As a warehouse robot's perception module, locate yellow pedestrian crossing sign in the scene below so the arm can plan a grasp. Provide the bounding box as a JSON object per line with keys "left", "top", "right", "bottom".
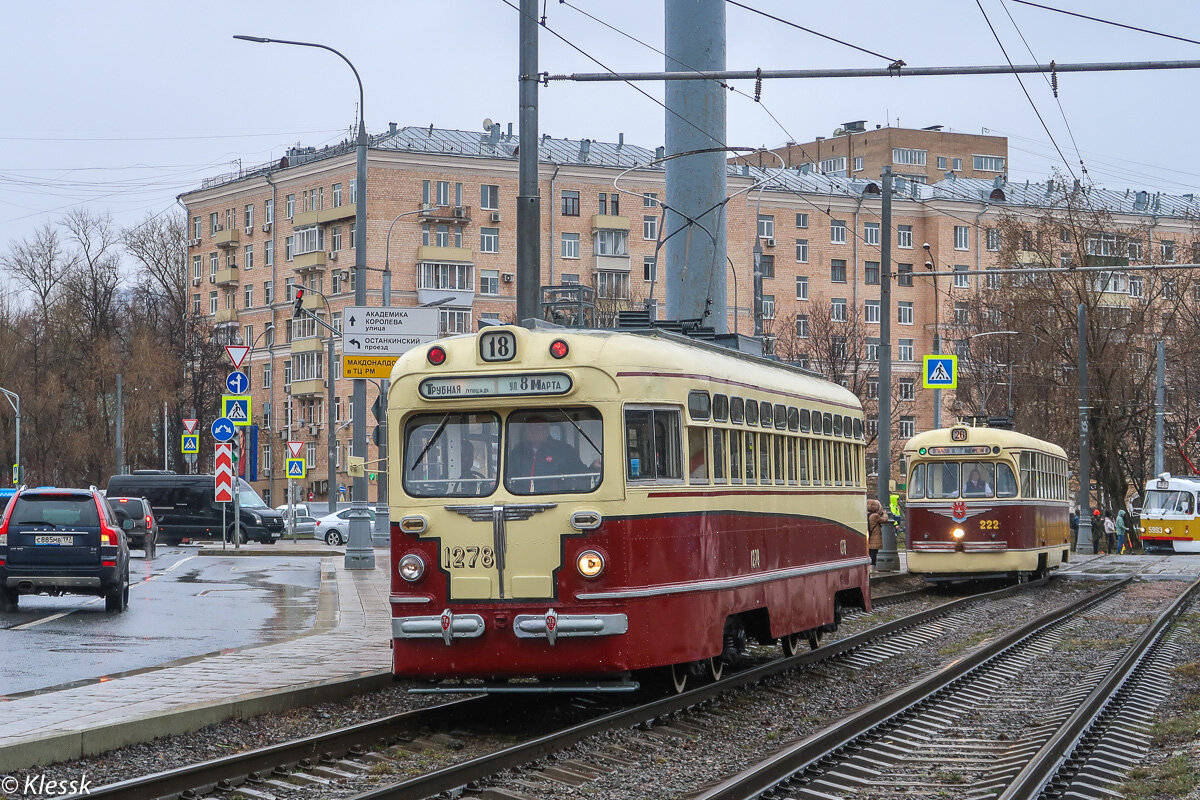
{"left": 286, "top": 458, "right": 306, "bottom": 479}
{"left": 923, "top": 355, "right": 957, "bottom": 389}
{"left": 222, "top": 395, "right": 252, "bottom": 426}
{"left": 181, "top": 434, "right": 199, "bottom": 454}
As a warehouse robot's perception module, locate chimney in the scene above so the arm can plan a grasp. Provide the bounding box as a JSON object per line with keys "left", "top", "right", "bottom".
{"left": 507, "top": 122, "right": 513, "bottom": 138}
{"left": 618, "top": 132, "right": 625, "bottom": 147}
{"left": 655, "top": 145, "right": 665, "bottom": 160}
{"left": 388, "top": 122, "right": 397, "bottom": 135}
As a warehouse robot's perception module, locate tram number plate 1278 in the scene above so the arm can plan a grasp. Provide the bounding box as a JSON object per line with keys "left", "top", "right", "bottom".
{"left": 443, "top": 546, "right": 496, "bottom": 569}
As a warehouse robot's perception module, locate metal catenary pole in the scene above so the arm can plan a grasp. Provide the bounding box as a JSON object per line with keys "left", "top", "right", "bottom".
{"left": 875, "top": 166, "right": 898, "bottom": 572}
{"left": 1076, "top": 303, "right": 1093, "bottom": 553}
{"left": 115, "top": 373, "right": 124, "bottom": 475}
{"left": 328, "top": 334, "right": 336, "bottom": 518}
{"left": 1154, "top": 340, "right": 1165, "bottom": 476}
{"left": 516, "top": 0, "right": 541, "bottom": 325}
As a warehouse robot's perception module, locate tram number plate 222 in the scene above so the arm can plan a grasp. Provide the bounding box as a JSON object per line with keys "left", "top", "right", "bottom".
{"left": 443, "top": 546, "right": 496, "bottom": 569}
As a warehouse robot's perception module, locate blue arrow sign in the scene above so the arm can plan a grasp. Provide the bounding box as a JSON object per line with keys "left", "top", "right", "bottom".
{"left": 211, "top": 417, "right": 236, "bottom": 442}
{"left": 226, "top": 371, "right": 249, "bottom": 395}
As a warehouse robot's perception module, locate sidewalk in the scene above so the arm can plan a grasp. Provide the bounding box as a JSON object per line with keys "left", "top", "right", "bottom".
{"left": 0, "top": 548, "right": 393, "bottom": 772}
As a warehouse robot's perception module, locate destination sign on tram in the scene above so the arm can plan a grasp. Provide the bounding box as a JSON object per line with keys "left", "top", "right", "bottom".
{"left": 419, "top": 372, "right": 572, "bottom": 399}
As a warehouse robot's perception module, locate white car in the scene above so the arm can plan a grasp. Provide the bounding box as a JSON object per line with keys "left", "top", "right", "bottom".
{"left": 314, "top": 508, "right": 376, "bottom": 546}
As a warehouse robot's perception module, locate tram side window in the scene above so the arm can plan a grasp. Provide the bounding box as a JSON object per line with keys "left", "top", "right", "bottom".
{"left": 823, "top": 413, "right": 833, "bottom": 436}
{"left": 843, "top": 444, "right": 853, "bottom": 487}
{"left": 786, "top": 438, "right": 797, "bottom": 483}
{"left": 997, "top": 463, "right": 1018, "bottom": 498}
{"left": 799, "top": 409, "right": 811, "bottom": 433}
{"left": 688, "top": 427, "right": 709, "bottom": 484}
{"left": 729, "top": 430, "right": 743, "bottom": 483}
{"left": 730, "top": 397, "right": 745, "bottom": 424}
{"left": 929, "top": 462, "right": 959, "bottom": 498}
{"left": 712, "top": 430, "right": 726, "bottom": 483}
{"left": 713, "top": 394, "right": 729, "bottom": 422}
{"left": 962, "top": 462, "right": 995, "bottom": 498}
{"left": 624, "top": 408, "right": 682, "bottom": 482}
{"left": 824, "top": 440, "right": 833, "bottom": 484}
{"left": 405, "top": 412, "right": 500, "bottom": 498}
{"left": 746, "top": 400, "right": 759, "bottom": 426}
{"left": 760, "top": 433, "right": 772, "bottom": 482}
{"left": 908, "top": 463, "right": 926, "bottom": 499}
{"left": 688, "top": 390, "right": 711, "bottom": 421}
{"left": 506, "top": 408, "right": 603, "bottom": 495}
{"left": 1180, "top": 493, "right": 1196, "bottom": 515}
{"left": 1020, "top": 452, "right": 1036, "bottom": 499}
{"left": 774, "top": 436, "right": 785, "bottom": 485}
{"left": 798, "top": 439, "right": 810, "bottom": 484}
{"left": 810, "top": 438, "right": 822, "bottom": 485}
{"left": 745, "top": 432, "right": 757, "bottom": 482}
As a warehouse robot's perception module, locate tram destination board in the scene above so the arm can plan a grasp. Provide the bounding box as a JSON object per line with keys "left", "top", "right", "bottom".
{"left": 419, "top": 372, "right": 572, "bottom": 399}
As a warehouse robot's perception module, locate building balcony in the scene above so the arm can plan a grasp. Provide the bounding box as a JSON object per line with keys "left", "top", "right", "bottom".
{"left": 594, "top": 254, "right": 631, "bottom": 272}
{"left": 418, "top": 204, "right": 471, "bottom": 225}
{"left": 213, "top": 308, "right": 238, "bottom": 325}
{"left": 300, "top": 293, "right": 325, "bottom": 312}
{"left": 290, "top": 337, "right": 326, "bottom": 355}
{"left": 214, "top": 227, "right": 239, "bottom": 248}
{"left": 293, "top": 250, "right": 326, "bottom": 271}
{"left": 591, "top": 214, "right": 629, "bottom": 230}
{"left": 417, "top": 288, "right": 475, "bottom": 307}
{"left": 292, "top": 209, "right": 320, "bottom": 227}
{"left": 290, "top": 378, "right": 326, "bottom": 397}
{"left": 292, "top": 204, "right": 357, "bottom": 228}
{"left": 418, "top": 245, "right": 473, "bottom": 263}
{"left": 214, "top": 267, "right": 239, "bottom": 286}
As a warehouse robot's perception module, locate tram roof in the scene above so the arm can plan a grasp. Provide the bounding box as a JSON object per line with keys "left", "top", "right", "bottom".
{"left": 904, "top": 425, "right": 1067, "bottom": 458}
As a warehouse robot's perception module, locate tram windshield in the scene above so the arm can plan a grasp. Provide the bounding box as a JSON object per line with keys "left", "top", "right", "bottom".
{"left": 505, "top": 408, "right": 603, "bottom": 495}
{"left": 909, "top": 461, "right": 1019, "bottom": 500}
{"left": 404, "top": 412, "right": 500, "bottom": 498}
{"left": 1144, "top": 489, "right": 1197, "bottom": 516}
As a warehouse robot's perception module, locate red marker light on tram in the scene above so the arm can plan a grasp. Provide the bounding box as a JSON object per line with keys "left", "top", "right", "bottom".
{"left": 549, "top": 339, "right": 569, "bottom": 359}
{"left": 427, "top": 346, "right": 447, "bottom": 366}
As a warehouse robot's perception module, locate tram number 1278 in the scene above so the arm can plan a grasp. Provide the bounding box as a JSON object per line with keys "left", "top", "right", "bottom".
{"left": 443, "top": 546, "right": 497, "bottom": 569}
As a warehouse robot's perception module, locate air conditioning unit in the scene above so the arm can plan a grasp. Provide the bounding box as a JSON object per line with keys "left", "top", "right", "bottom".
{"left": 420, "top": 202, "right": 434, "bottom": 212}
{"left": 453, "top": 206, "right": 466, "bottom": 219}
{"left": 502, "top": 273, "right": 515, "bottom": 283}
{"left": 262, "top": 223, "right": 272, "bottom": 233}
{"left": 327, "top": 251, "right": 337, "bottom": 261}
{"left": 308, "top": 425, "right": 319, "bottom": 436}
{"left": 277, "top": 430, "right": 287, "bottom": 440}
{"left": 192, "top": 277, "right": 201, "bottom": 286}
{"left": 215, "top": 224, "right": 223, "bottom": 232}
{"left": 188, "top": 238, "right": 200, "bottom": 247}
{"left": 261, "top": 467, "right": 271, "bottom": 477}
{"left": 490, "top": 211, "right": 502, "bottom": 223}
{"left": 763, "top": 237, "right": 776, "bottom": 247}
{"left": 245, "top": 226, "right": 254, "bottom": 235}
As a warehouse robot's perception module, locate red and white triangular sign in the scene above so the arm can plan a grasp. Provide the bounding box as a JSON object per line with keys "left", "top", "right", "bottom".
{"left": 287, "top": 440, "right": 304, "bottom": 458}
{"left": 182, "top": 419, "right": 199, "bottom": 434}
{"left": 225, "top": 345, "right": 251, "bottom": 369}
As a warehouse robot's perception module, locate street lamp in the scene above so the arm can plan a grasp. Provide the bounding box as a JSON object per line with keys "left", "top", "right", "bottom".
{"left": 236, "top": 34, "right": 373, "bottom": 570}
{"left": 0, "top": 388, "right": 19, "bottom": 486}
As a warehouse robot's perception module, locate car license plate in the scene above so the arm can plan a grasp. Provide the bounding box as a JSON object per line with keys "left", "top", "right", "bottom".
{"left": 34, "top": 535, "right": 74, "bottom": 545}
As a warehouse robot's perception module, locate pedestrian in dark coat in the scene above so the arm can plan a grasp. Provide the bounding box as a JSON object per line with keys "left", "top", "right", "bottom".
{"left": 867, "top": 498, "right": 885, "bottom": 567}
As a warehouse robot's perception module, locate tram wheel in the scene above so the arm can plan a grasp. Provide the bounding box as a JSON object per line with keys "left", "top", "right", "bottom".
{"left": 807, "top": 630, "right": 822, "bottom": 650}
{"left": 780, "top": 633, "right": 802, "bottom": 658}
{"left": 707, "top": 656, "right": 725, "bottom": 682}
{"left": 665, "top": 663, "right": 688, "bottom": 694}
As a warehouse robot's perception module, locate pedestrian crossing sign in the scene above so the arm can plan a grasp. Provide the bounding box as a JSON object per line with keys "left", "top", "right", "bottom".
{"left": 222, "top": 394, "right": 252, "bottom": 426}
{"left": 181, "top": 434, "right": 199, "bottom": 454}
{"left": 286, "top": 458, "right": 306, "bottom": 479}
{"left": 923, "top": 355, "right": 957, "bottom": 389}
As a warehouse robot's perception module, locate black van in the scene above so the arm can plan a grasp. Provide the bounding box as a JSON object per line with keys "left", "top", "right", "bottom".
{"left": 106, "top": 472, "right": 285, "bottom": 545}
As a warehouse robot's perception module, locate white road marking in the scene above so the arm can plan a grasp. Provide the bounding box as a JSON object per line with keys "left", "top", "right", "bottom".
{"left": 163, "top": 555, "right": 197, "bottom": 573}
{"left": 10, "top": 559, "right": 186, "bottom": 630}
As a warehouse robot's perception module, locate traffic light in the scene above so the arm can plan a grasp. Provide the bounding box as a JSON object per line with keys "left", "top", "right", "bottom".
{"left": 292, "top": 288, "right": 305, "bottom": 318}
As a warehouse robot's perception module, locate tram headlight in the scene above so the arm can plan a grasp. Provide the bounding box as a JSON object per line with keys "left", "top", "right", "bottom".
{"left": 952, "top": 528, "right": 965, "bottom": 539}
{"left": 398, "top": 553, "right": 426, "bottom": 582}
{"left": 1165, "top": 527, "right": 1173, "bottom": 535}
{"left": 576, "top": 549, "right": 605, "bottom": 579}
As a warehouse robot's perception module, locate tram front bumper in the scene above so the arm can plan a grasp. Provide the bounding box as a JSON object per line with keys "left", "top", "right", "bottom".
{"left": 392, "top": 608, "right": 628, "bottom": 646}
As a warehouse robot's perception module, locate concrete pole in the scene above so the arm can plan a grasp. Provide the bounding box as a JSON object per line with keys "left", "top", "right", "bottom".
{"left": 516, "top": 0, "right": 541, "bottom": 324}
{"left": 116, "top": 373, "right": 124, "bottom": 476}
{"left": 1076, "top": 303, "right": 1094, "bottom": 553}
{"left": 752, "top": 241, "right": 763, "bottom": 339}
{"left": 664, "top": 0, "right": 727, "bottom": 331}
{"left": 327, "top": 334, "right": 337, "bottom": 517}
{"left": 1154, "top": 340, "right": 1165, "bottom": 475}
{"left": 875, "top": 167, "right": 899, "bottom": 572}
{"left": 163, "top": 401, "right": 169, "bottom": 471}
{"left": 374, "top": 267, "right": 392, "bottom": 546}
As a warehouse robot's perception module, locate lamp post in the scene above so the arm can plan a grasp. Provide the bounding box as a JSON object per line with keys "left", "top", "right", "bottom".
{"left": 0, "top": 388, "right": 19, "bottom": 486}
{"left": 235, "top": 34, "right": 373, "bottom": 570}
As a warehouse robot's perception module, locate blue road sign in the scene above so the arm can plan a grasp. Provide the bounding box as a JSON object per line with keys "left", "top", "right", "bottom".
{"left": 286, "top": 458, "right": 307, "bottom": 478}
{"left": 211, "top": 417, "right": 236, "bottom": 442}
{"left": 222, "top": 395, "right": 252, "bottom": 426}
{"left": 923, "top": 355, "right": 958, "bottom": 389}
{"left": 181, "top": 434, "right": 199, "bottom": 454}
{"left": 226, "top": 371, "right": 249, "bottom": 395}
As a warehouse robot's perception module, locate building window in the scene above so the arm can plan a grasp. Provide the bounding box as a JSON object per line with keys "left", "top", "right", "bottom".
{"left": 561, "top": 273, "right": 579, "bottom": 285}
{"left": 244, "top": 285, "right": 254, "bottom": 309}
{"left": 285, "top": 236, "right": 294, "bottom": 261}
{"left": 210, "top": 252, "right": 219, "bottom": 275}
{"left": 864, "top": 222, "right": 880, "bottom": 246}
{"left": 562, "top": 190, "right": 580, "bottom": 216}
{"left": 478, "top": 183, "right": 500, "bottom": 211}
{"left": 898, "top": 224, "right": 913, "bottom": 249}
{"left": 898, "top": 339, "right": 914, "bottom": 361}
{"left": 865, "top": 261, "right": 880, "bottom": 285}
{"left": 898, "top": 301, "right": 914, "bottom": 325}
{"left": 954, "top": 264, "right": 969, "bottom": 288}
{"left": 893, "top": 148, "right": 927, "bottom": 166}
{"left": 643, "top": 215, "right": 658, "bottom": 240}
{"left": 795, "top": 315, "right": 809, "bottom": 338}
{"left": 955, "top": 301, "right": 970, "bottom": 325}
{"left": 820, "top": 156, "right": 847, "bottom": 175}
{"left": 853, "top": 156, "right": 863, "bottom": 172}
{"left": 954, "top": 226, "right": 970, "bottom": 250}
{"left": 1129, "top": 275, "right": 1144, "bottom": 298}
{"left": 973, "top": 155, "right": 1005, "bottom": 172}
{"left": 795, "top": 239, "right": 809, "bottom": 263}
{"left": 897, "top": 263, "right": 913, "bottom": 287}
{"left": 594, "top": 229, "right": 628, "bottom": 256}
{"left": 264, "top": 280, "right": 273, "bottom": 305}
{"left": 900, "top": 416, "right": 915, "bottom": 438}
{"left": 937, "top": 156, "right": 947, "bottom": 170}
{"left": 209, "top": 291, "right": 218, "bottom": 314}
{"left": 480, "top": 227, "right": 500, "bottom": 253}
{"left": 1128, "top": 239, "right": 1143, "bottom": 260}
{"left": 192, "top": 255, "right": 202, "bottom": 280}
{"left": 986, "top": 228, "right": 1001, "bottom": 251}
{"left": 986, "top": 268, "right": 1001, "bottom": 290}
{"left": 418, "top": 263, "right": 473, "bottom": 291}
{"left": 285, "top": 194, "right": 294, "bottom": 220}
{"left": 643, "top": 192, "right": 658, "bottom": 207}
{"left": 865, "top": 299, "right": 880, "bottom": 324}
{"left": 598, "top": 192, "right": 619, "bottom": 216}
{"left": 243, "top": 204, "right": 253, "bottom": 230}
{"left": 830, "top": 219, "right": 847, "bottom": 244}
{"left": 762, "top": 294, "right": 775, "bottom": 319}
{"left": 759, "top": 254, "right": 775, "bottom": 279}
{"left": 831, "top": 297, "right": 847, "bottom": 322}
{"left": 480, "top": 269, "right": 500, "bottom": 295}
{"left": 795, "top": 212, "right": 808, "bottom": 229}
{"left": 262, "top": 363, "right": 272, "bottom": 390}
{"left": 264, "top": 198, "right": 274, "bottom": 225}
{"left": 758, "top": 214, "right": 775, "bottom": 239}
{"left": 1162, "top": 240, "right": 1176, "bottom": 262}
{"left": 331, "top": 270, "right": 344, "bottom": 294}
{"left": 831, "top": 259, "right": 847, "bottom": 283}
{"left": 192, "top": 216, "right": 201, "bottom": 240}
{"left": 243, "top": 244, "right": 253, "bottom": 271}
{"left": 899, "top": 378, "right": 915, "bottom": 400}
{"left": 209, "top": 212, "right": 219, "bottom": 235}
{"left": 435, "top": 180, "right": 450, "bottom": 206}
{"left": 242, "top": 325, "right": 253, "bottom": 346}
{"left": 866, "top": 337, "right": 879, "bottom": 361}
{"left": 643, "top": 257, "right": 656, "bottom": 282}
{"left": 305, "top": 442, "right": 316, "bottom": 468}
{"left": 263, "top": 240, "right": 273, "bottom": 267}
{"left": 952, "top": 157, "right": 963, "bottom": 171}
{"left": 561, "top": 233, "right": 580, "bottom": 259}
{"left": 795, "top": 275, "right": 809, "bottom": 300}
{"left": 294, "top": 225, "right": 322, "bottom": 255}
{"left": 440, "top": 309, "right": 472, "bottom": 335}
{"left": 596, "top": 270, "right": 630, "bottom": 299}
{"left": 867, "top": 379, "right": 879, "bottom": 399}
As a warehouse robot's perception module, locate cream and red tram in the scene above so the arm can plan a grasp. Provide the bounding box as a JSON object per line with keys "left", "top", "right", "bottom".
{"left": 386, "top": 326, "right": 871, "bottom": 691}
{"left": 904, "top": 425, "right": 1071, "bottom": 581}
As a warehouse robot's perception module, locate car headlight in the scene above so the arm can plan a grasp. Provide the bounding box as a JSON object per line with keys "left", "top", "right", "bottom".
{"left": 249, "top": 512, "right": 261, "bottom": 524}
{"left": 398, "top": 553, "right": 426, "bottom": 582}
{"left": 576, "top": 550, "right": 605, "bottom": 579}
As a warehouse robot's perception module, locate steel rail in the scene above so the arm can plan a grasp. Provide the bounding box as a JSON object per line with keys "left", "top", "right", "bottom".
{"left": 346, "top": 577, "right": 1057, "bottom": 800}
{"left": 692, "top": 578, "right": 1132, "bottom": 800}
{"left": 998, "top": 575, "right": 1200, "bottom": 800}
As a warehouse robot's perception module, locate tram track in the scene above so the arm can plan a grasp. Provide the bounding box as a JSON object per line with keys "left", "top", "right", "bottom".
{"left": 71, "top": 577, "right": 1066, "bottom": 800}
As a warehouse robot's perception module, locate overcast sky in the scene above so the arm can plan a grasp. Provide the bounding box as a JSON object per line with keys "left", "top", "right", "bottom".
{"left": 2, "top": 0, "right": 1198, "bottom": 250}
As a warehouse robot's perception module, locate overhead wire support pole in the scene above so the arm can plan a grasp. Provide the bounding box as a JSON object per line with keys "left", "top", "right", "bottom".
{"left": 548, "top": 59, "right": 1200, "bottom": 83}
{"left": 516, "top": 0, "right": 541, "bottom": 325}
{"left": 875, "top": 166, "right": 898, "bottom": 572}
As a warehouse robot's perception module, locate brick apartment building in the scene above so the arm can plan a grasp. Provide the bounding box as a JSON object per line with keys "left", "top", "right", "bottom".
{"left": 181, "top": 123, "right": 1197, "bottom": 506}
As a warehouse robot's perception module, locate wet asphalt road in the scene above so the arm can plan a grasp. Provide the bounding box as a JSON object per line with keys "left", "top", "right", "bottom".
{"left": 0, "top": 546, "right": 322, "bottom": 696}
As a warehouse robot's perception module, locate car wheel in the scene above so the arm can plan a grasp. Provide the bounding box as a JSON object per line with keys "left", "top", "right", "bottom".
{"left": 105, "top": 570, "right": 129, "bottom": 613}
{"left": 227, "top": 525, "right": 247, "bottom": 545}
{"left": 1, "top": 589, "right": 18, "bottom": 613}
{"left": 325, "top": 529, "right": 344, "bottom": 546}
